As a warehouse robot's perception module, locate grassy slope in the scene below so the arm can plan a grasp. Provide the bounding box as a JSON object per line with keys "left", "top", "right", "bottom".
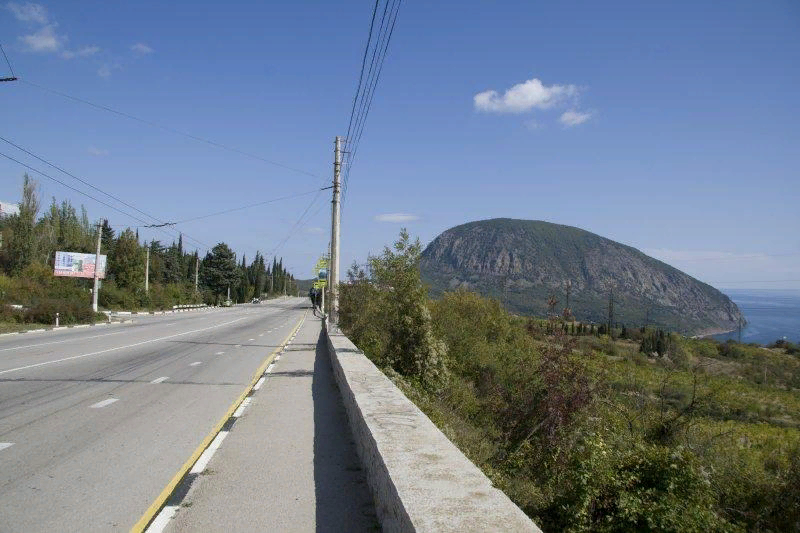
{"left": 353, "top": 290, "right": 799, "bottom": 532}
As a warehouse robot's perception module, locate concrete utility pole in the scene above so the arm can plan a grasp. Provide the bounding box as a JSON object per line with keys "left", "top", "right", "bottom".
{"left": 92, "top": 221, "right": 102, "bottom": 313}
{"left": 329, "top": 136, "right": 342, "bottom": 323}
{"left": 145, "top": 245, "right": 150, "bottom": 294}
{"left": 607, "top": 285, "right": 615, "bottom": 338}
{"left": 194, "top": 255, "right": 199, "bottom": 293}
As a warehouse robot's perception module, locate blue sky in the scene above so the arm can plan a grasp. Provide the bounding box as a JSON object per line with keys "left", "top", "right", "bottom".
{"left": 1, "top": 0, "right": 798, "bottom": 289}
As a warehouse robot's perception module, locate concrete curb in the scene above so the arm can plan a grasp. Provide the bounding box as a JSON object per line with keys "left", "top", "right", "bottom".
{"left": 0, "top": 322, "right": 122, "bottom": 337}
{"left": 0, "top": 305, "right": 228, "bottom": 338}
{"left": 324, "top": 322, "right": 541, "bottom": 533}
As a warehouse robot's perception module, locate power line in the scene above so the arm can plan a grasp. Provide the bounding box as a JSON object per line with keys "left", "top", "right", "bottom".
{"left": 344, "top": 0, "right": 381, "bottom": 148}
{"left": 0, "top": 135, "right": 167, "bottom": 228}
{"left": 0, "top": 136, "right": 209, "bottom": 249}
{"left": 269, "top": 190, "right": 325, "bottom": 258}
{"left": 20, "top": 78, "right": 321, "bottom": 180}
{"left": 0, "top": 149, "right": 209, "bottom": 249}
{"left": 341, "top": 0, "right": 403, "bottom": 203}
{"left": 171, "top": 187, "right": 329, "bottom": 225}
{"left": 0, "top": 42, "right": 17, "bottom": 81}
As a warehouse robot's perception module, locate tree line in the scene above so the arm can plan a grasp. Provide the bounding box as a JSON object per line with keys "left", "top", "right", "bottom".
{"left": 0, "top": 175, "right": 295, "bottom": 320}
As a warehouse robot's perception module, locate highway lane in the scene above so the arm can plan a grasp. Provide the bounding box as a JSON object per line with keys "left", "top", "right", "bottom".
{"left": 0, "top": 297, "right": 308, "bottom": 532}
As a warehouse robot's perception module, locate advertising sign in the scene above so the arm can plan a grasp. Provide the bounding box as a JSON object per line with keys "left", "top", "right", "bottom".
{"left": 313, "top": 256, "right": 329, "bottom": 289}
{"left": 54, "top": 251, "right": 107, "bottom": 279}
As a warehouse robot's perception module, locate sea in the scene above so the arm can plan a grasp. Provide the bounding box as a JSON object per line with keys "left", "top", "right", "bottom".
{"left": 712, "top": 289, "right": 800, "bottom": 345}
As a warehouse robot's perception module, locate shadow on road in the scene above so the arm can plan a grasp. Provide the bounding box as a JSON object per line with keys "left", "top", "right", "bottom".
{"left": 312, "top": 330, "right": 379, "bottom": 532}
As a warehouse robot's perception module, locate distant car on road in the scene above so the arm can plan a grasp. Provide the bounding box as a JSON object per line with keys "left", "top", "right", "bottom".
{"left": 251, "top": 298, "right": 261, "bottom": 304}
{"left": 221, "top": 299, "right": 233, "bottom": 307}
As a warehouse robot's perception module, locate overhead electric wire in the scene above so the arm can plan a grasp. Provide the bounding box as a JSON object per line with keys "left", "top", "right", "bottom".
{"left": 341, "top": 0, "right": 403, "bottom": 203}
{"left": 20, "top": 79, "right": 321, "bottom": 180}
{"left": 343, "top": 0, "right": 395, "bottom": 182}
{"left": 0, "top": 135, "right": 169, "bottom": 228}
{"left": 0, "top": 42, "right": 17, "bottom": 81}
{"left": 269, "top": 190, "right": 325, "bottom": 258}
{"left": 344, "top": 0, "right": 381, "bottom": 146}
{"left": 0, "top": 148, "right": 209, "bottom": 249}
{"left": 171, "top": 187, "right": 329, "bottom": 225}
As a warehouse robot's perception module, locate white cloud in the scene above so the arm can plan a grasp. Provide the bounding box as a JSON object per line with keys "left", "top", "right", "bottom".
{"left": 19, "top": 24, "right": 64, "bottom": 52}
{"left": 304, "top": 227, "right": 324, "bottom": 234}
{"left": 6, "top": 2, "right": 48, "bottom": 24}
{"left": 374, "top": 213, "right": 420, "bottom": 223}
{"left": 560, "top": 110, "right": 593, "bottom": 127}
{"left": 474, "top": 77, "right": 578, "bottom": 114}
{"left": 131, "top": 43, "right": 154, "bottom": 55}
{"left": 61, "top": 45, "right": 100, "bottom": 59}
{"left": 87, "top": 146, "right": 108, "bottom": 156}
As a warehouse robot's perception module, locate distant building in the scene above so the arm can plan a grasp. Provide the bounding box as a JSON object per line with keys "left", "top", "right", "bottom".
{"left": 0, "top": 201, "right": 20, "bottom": 218}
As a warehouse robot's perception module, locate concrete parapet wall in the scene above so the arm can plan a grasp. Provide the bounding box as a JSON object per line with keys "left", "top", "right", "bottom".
{"left": 325, "top": 325, "right": 542, "bottom": 533}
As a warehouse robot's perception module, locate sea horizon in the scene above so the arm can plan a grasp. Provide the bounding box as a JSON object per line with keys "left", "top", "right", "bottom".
{"left": 712, "top": 288, "right": 800, "bottom": 345}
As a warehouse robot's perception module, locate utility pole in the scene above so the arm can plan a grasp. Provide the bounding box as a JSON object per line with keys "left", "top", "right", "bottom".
{"left": 738, "top": 316, "right": 744, "bottom": 343}
{"left": 329, "top": 136, "right": 342, "bottom": 323}
{"left": 194, "top": 255, "right": 199, "bottom": 293}
{"left": 270, "top": 269, "right": 274, "bottom": 294}
{"left": 145, "top": 245, "right": 150, "bottom": 294}
{"left": 92, "top": 221, "right": 102, "bottom": 313}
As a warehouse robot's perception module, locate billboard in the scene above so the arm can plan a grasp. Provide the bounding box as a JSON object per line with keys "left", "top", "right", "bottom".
{"left": 54, "top": 251, "right": 107, "bottom": 279}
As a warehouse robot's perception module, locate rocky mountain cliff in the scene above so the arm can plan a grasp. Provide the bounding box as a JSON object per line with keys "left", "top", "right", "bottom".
{"left": 420, "top": 218, "right": 743, "bottom": 335}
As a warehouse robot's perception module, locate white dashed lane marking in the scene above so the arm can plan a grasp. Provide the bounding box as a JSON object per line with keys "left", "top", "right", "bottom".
{"left": 254, "top": 376, "right": 266, "bottom": 390}
{"left": 150, "top": 376, "right": 169, "bottom": 384}
{"left": 266, "top": 363, "right": 275, "bottom": 374}
{"left": 248, "top": 338, "right": 254, "bottom": 341}
{"left": 190, "top": 431, "right": 228, "bottom": 474}
{"left": 215, "top": 351, "right": 224, "bottom": 355}
{"left": 90, "top": 398, "right": 118, "bottom": 409}
{"left": 189, "top": 361, "right": 202, "bottom": 366}
{"left": 232, "top": 397, "right": 252, "bottom": 418}
{"left": 235, "top": 344, "right": 241, "bottom": 348}
{"left": 0, "top": 443, "right": 13, "bottom": 451}
{"left": 146, "top": 505, "right": 178, "bottom": 533}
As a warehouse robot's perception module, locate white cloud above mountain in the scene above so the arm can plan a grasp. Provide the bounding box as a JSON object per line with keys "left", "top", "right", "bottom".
{"left": 374, "top": 213, "right": 420, "bottom": 223}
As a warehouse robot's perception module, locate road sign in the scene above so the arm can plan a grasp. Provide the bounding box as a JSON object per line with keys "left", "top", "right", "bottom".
{"left": 314, "top": 257, "right": 329, "bottom": 278}
{"left": 313, "top": 280, "right": 327, "bottom": 289}
{"left": 54, "top": 251, "right": 107, "bottom": 279}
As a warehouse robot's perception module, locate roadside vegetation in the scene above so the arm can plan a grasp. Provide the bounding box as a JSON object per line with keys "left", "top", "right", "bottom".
{"left": 0, "top": 175, "right": 297, "bottom": 329}
{"left": 339, "top": 230, "right": 800, "bottom": 533}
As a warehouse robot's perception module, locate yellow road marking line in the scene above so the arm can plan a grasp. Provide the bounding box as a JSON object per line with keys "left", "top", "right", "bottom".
{"left": 131, "top": 311, "right": 307, "bottom": 532}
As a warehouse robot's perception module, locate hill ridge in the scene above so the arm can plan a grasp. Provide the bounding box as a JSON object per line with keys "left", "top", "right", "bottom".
{"left": 419, "top": 218, "right": 742, "bottom": 335}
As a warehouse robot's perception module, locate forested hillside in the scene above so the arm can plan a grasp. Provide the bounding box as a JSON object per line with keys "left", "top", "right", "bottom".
{"left": 0, "top": 175, "right": 296, "bottom": 329}
{"left": 340, "top": 230, "right": 799, "bottom": 533}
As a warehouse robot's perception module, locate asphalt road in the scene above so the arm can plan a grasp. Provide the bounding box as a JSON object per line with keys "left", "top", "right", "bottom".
{"left": 0, "top": 297, "right": 308, "bottom": 532}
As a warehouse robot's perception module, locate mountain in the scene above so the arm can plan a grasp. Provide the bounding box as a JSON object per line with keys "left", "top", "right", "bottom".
{"left": 419, "top": 218, "right": 743, "bottom": 335}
